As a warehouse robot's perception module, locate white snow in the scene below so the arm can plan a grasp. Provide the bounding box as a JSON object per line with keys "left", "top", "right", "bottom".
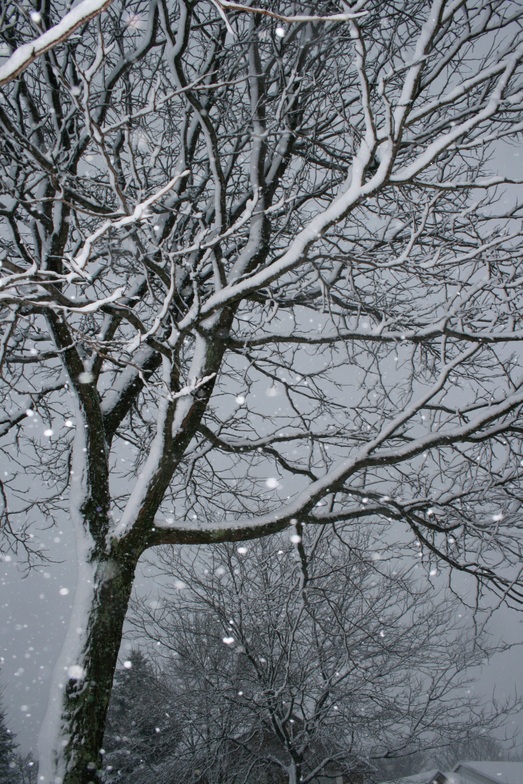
{"left": 0, "top": 0, "right": 115, "bottom": 85}
{"left": 67, "top": 665, "right": 85, "bottom": 680}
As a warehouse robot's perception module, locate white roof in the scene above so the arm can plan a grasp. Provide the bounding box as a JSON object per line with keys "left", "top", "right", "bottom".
{"left": 380, "top": 770, "right": 443, "bottom": 784}
{"left": 452, "top": 761, "right": 523, "bottom": 784}
{"left": 380, "top": 761, "right": 523, "bottom": 784}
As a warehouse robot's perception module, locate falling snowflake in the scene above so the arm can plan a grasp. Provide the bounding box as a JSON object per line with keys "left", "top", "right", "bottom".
{"left": 123, "top": 11, "right": 148, "bottom": 30}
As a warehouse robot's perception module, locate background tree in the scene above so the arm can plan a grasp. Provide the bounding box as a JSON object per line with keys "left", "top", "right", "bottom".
{"left": 102, "top": 650, "right": 180, "bottom": 783}
{"left": 1, "top": 0, "right": 523, "bottom": 781}
{"left": 103, "top": 649, "right": 228, "bottom": 783}
{"left": 111, "top": 528, "right": 518, "bottom": 783}
{"left": 429, "top": 736, "right": 507, "bottom": 773}
{"left": 0, "top": 683, "right": 21, "bottom": 784}
{"left": 375, "top": 736, "right": 510, "bottom": 783}
{"left": 11, "top": 754, "right": 38, "bottom": 784}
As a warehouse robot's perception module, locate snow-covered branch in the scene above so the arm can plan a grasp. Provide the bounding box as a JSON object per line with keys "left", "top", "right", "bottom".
{"left": 67, "top": 171, "right": 190, "bottom": 279}
{"left": 210, "top": 0, "right": 367, "bottom": 27}
{"left": 0, "top": 0, "right": 114, "bottom": 86}
{"left": 154, "top": 374, "right": 523, "bottom": 539}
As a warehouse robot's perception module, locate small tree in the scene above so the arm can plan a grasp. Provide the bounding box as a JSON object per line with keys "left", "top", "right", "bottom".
{"left": 124, "top": 528, "right": 518, "bottom": 783}
{"left": 11, "top": 755, "right": 38, "bottom": 784}
{"left": 0, "top": 689, "right": 20, "bottom": 784}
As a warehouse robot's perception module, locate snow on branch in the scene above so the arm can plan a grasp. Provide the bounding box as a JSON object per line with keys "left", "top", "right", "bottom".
{"left": 0, "top": 384, "right": 66, "bottom": 437}
{"left": 210, "top": 0, "right": 367, "bottom": 34}
{"left": 0, "top": 0, "right": 114, "bottom": 86}
{"left": 66, "top": 170, "right": 190, "bottom": 280}
{"left": 153, "top": 364, "right": 523, "bottom": 541}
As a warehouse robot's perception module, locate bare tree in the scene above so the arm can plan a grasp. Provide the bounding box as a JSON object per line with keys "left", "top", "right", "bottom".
{"left": 122, "top": 529, "right": 518, "bottom": 784}
{"left": 427, "top": 735, "right": 508, "bottom": 773}
{"left": 1, "top": 0, "right": 523, "bottom": 781}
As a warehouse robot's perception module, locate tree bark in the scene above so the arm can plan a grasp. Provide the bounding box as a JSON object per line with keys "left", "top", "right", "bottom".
{"left": 38, "top": 546, "right": 139, "bottom": 784}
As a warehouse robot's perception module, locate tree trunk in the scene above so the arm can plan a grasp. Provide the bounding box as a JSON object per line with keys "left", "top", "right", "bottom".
{"left": 38, "top": 545, "right": 138, "bottom": 784}
{"left": 287, "top": 761, "right": 300, "bottom": 784}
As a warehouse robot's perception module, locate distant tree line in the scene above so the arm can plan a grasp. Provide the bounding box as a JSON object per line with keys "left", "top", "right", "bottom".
{"left": 0, "top": 685, "right": 36, "bottom": 784}
{"left": 101, "top": 529, "right": 520, "bottom": 783}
